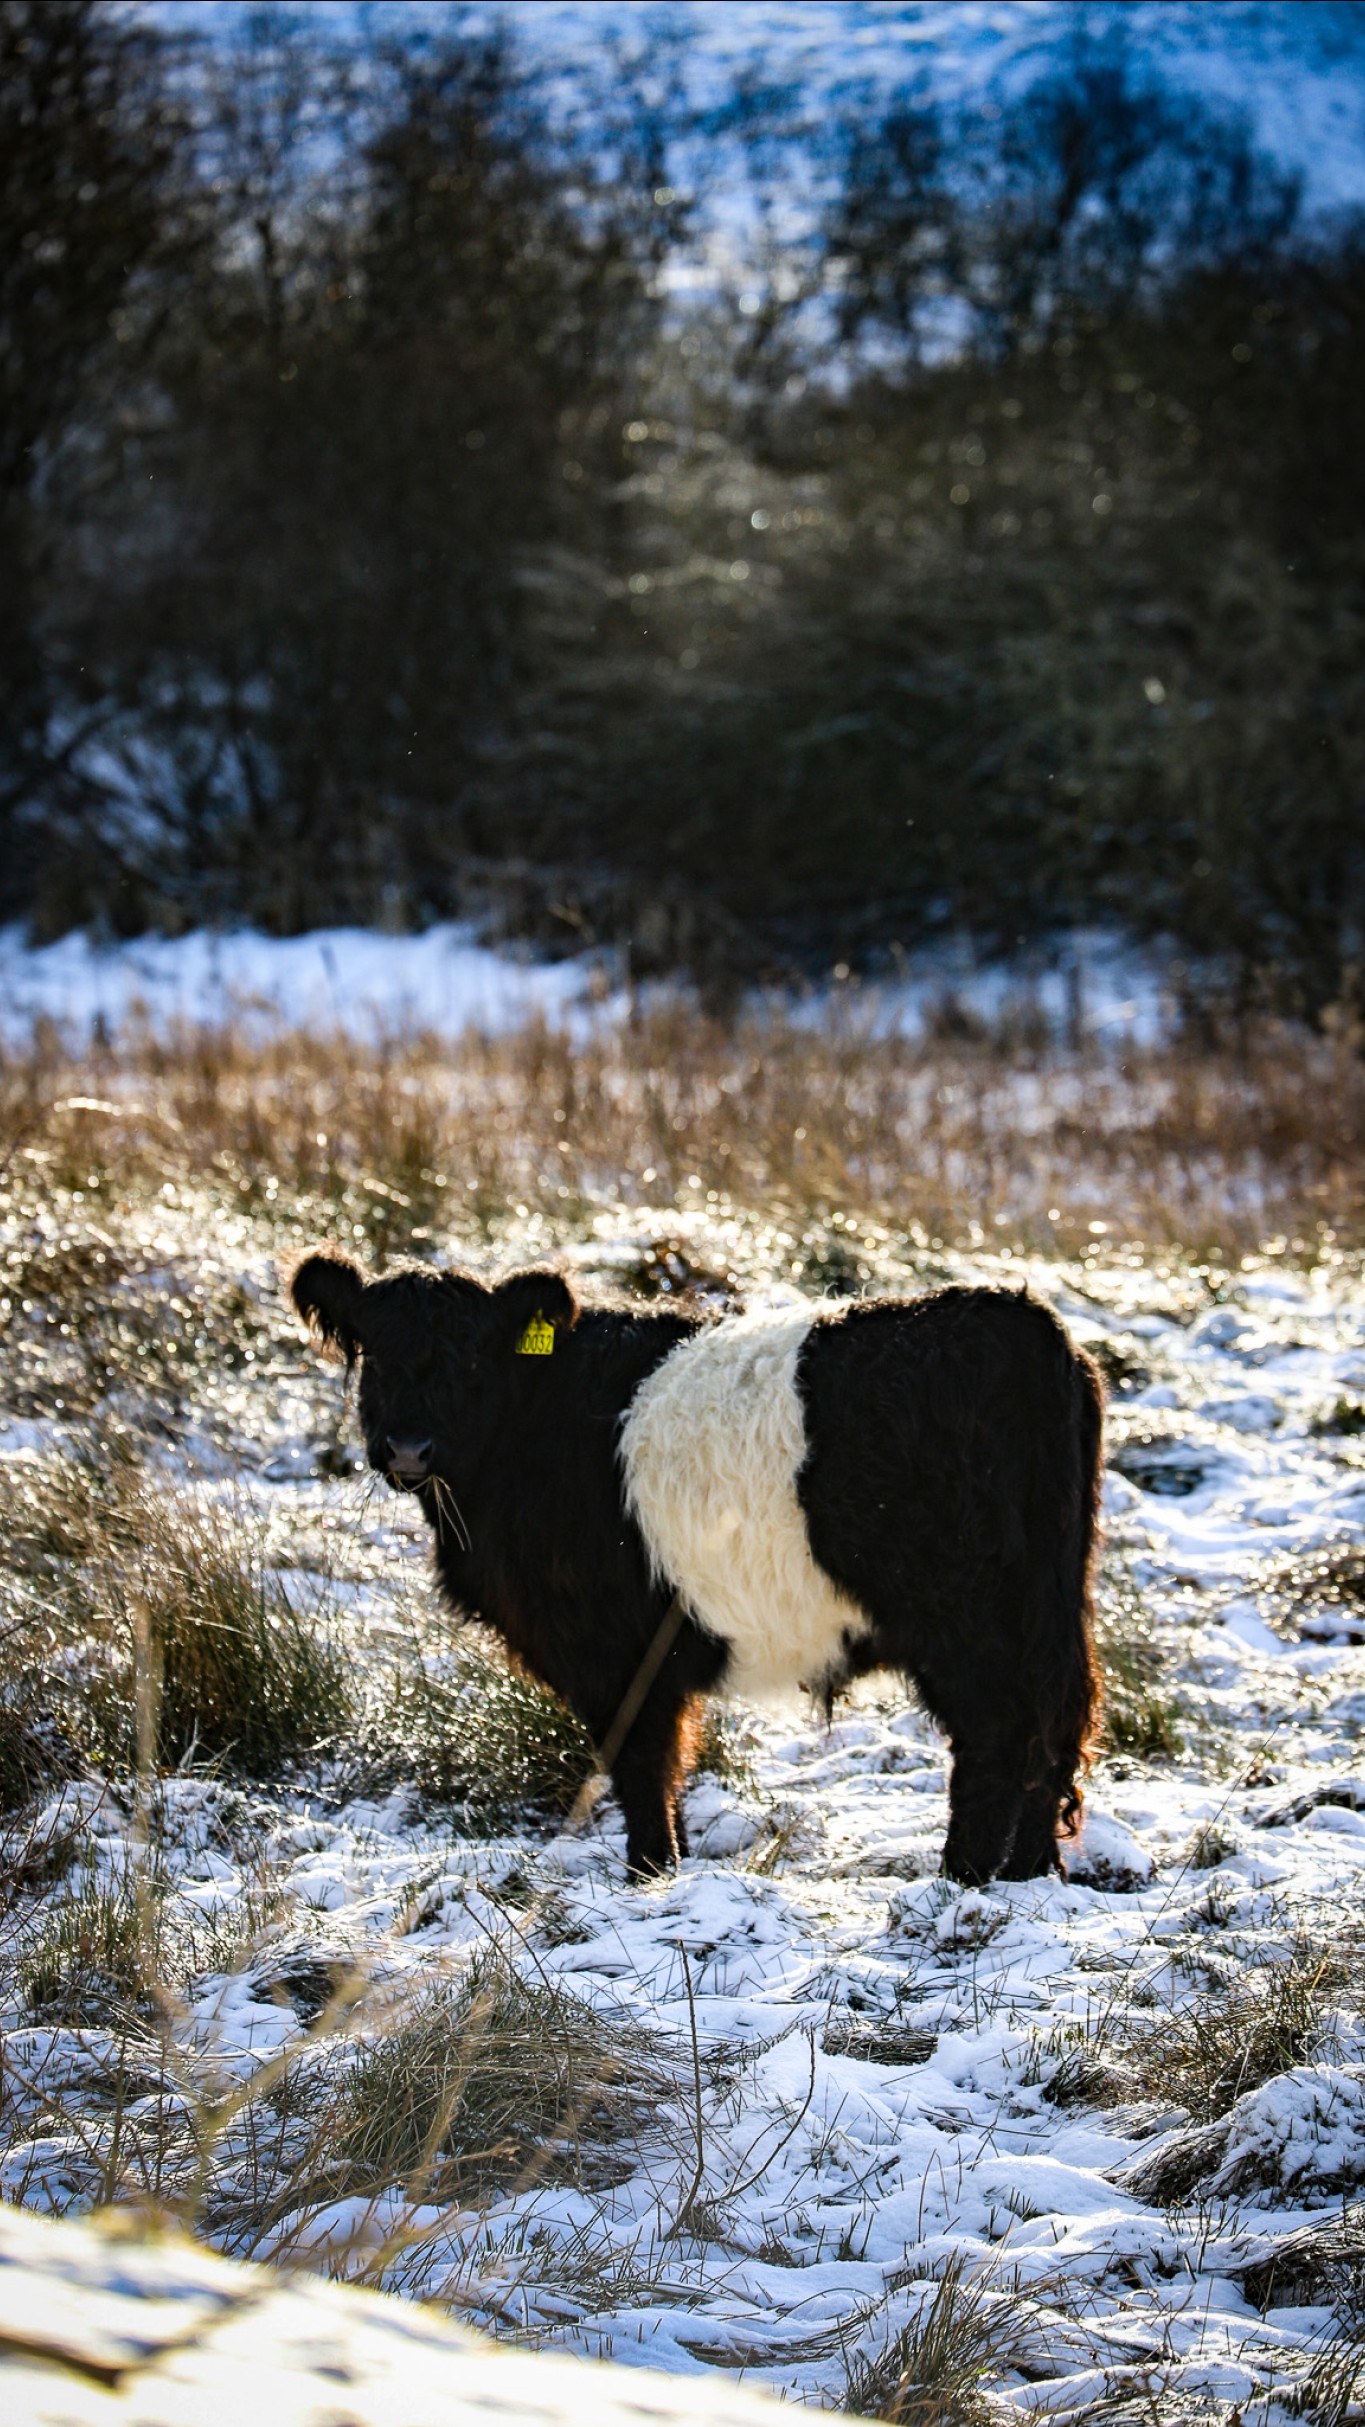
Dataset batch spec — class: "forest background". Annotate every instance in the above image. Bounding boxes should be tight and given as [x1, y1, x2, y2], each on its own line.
[2, 0, 1362, 1023]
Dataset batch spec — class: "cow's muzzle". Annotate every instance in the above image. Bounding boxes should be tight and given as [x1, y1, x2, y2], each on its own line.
[385, 1435, 433, 1486]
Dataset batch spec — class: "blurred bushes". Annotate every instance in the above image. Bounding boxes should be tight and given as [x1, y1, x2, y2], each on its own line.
[1, 3, 1362, 1016]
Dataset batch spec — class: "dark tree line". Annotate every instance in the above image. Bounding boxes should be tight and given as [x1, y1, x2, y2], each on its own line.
[1, 2, 1362, 1019]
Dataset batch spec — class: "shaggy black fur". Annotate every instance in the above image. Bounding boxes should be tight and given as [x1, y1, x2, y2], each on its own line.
[291, 1253, 1102, 1884]
[795, 1289, 1103, 1885]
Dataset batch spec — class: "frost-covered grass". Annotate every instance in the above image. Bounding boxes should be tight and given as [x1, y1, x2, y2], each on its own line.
[0, 1441, 353, 1792]
[3, 1002, 1365, 2420]
[843, 2253, 1022, 2425]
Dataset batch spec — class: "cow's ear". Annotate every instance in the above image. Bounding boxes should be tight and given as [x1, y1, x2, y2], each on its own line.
[291, 1251, 368, 1364]
[491, 1269, 579, 1357]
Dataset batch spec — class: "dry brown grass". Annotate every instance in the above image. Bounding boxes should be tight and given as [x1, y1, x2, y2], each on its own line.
[3, 994, 1364, 1266]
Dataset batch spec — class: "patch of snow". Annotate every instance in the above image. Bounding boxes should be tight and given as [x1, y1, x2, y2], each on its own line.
[1214, 2067, 1365, 2197]
[1065, 1808, 1157, 1890]
[0, 922, 599, 1050]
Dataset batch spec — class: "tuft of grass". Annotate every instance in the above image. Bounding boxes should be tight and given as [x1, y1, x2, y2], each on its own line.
[0, 1442, 139, 1807]
[1293, 2330, 1365, 2427]
[845, 2258, 1014, 2425]
[1128, 1949, 1332, 2125]
[1087, 1335, 1154, 1399]
[321, 1949, 663, 2206]
[1093, 1572, 1183, 1760]
[0, 1802, 82, 1920]
[694, 1703, 759, 1794]
[357, 1625, 596, 1830]
[1264, 1542, 1365, 1641]
[1183, 1817, 1241, 1871]
[619, 1235, 735, 1306]
[1311, 1399, 1365, 1438]
[1057, 1942, 1338, 2172]
[1243, 2206, 1365, 2318]
[20, 1870, 169, 2023]
[0, 1695, 65, 1816]
[0, 1441, 352, 1785]
[135, 1505, 351, 1775]
[823, 2016, 938, 2068]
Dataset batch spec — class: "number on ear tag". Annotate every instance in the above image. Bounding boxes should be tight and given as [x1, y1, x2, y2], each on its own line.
[515, 1313, 555, 1355]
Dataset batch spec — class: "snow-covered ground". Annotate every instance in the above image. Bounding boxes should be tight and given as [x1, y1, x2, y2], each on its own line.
[0, 923, 594, 1051]
[162, 2, 1365, 220]
[0, 922, 1173, 1050]
[4, 1202, 1365, 2418]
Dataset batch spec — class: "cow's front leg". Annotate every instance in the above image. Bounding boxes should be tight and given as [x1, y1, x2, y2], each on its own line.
[609, 1679, 697, 1879]
[579, 1608, 722, 1883]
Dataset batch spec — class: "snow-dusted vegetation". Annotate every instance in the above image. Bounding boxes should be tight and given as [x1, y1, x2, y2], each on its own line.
[3, 995, 1365, 2421]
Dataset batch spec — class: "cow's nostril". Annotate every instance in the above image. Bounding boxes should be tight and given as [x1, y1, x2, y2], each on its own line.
[387, 1436, 433, 1475]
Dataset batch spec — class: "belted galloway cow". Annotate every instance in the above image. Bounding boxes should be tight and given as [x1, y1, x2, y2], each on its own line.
[292, 1254, 1103, 1883]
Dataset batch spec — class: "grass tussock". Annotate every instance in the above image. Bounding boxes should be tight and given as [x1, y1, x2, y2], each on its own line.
[1243, 2206, 1365, 2318]
[0, 1683, 62, 1817]
[358, 1627, 597, 1830]
[1293, 2331, 1365, 2427]
[1126, 1948, 1333, 2126]
[695, 1704, 760, 1794]
[1093, 1571, 1184, 1761]
[15, 1841, 303, 2030]
[1264, 1543, 1365, 1641]
[19, 1870, 167, 2023]
[1048, 1940, 1339, 2160]
[0, 1440, 352, 1790]
[138, 1510, 350, 1777]
[321, 1950, 665, 2207]
[845, 2258, 1015, 2425]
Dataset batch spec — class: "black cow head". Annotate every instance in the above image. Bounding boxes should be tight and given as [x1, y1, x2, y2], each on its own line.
[290, 1251, 578, 1491]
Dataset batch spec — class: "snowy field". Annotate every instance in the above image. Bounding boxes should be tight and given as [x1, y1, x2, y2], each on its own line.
[3, 1132, 1365, 2419]
[0, 922, 593, 1050]
[0, 921, 1172, 1051]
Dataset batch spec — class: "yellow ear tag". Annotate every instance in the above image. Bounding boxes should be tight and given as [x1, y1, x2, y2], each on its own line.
[515, 1312, 555, 1356]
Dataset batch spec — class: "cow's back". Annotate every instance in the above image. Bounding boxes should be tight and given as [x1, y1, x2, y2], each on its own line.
[795, 1285, 1095, 1638]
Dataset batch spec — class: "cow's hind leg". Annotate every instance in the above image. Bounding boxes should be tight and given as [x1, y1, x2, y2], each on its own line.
[996, 1767, 1068, 1880]
[942, 1735, 1025, 1885]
